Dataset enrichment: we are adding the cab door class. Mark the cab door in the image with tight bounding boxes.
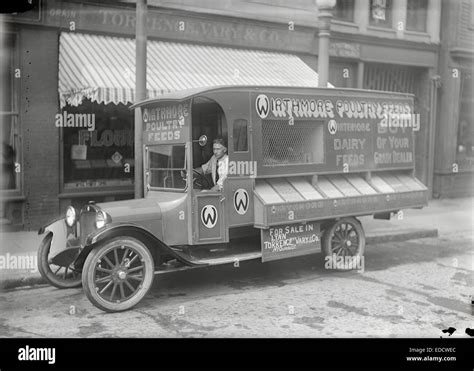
[193,189,229,244]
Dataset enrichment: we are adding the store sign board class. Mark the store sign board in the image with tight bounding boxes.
[25,0,310,52]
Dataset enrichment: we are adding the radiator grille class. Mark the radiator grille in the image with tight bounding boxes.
[79,211,96,246]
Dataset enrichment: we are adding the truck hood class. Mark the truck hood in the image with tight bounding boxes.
[96,192,186,224]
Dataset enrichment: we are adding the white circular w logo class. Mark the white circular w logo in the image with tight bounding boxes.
[328,119,337,135]
[233,189,249,215]
[201,205,218,229]
[255,94,269,119]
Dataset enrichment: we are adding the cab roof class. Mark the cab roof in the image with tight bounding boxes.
[130,85,414,109]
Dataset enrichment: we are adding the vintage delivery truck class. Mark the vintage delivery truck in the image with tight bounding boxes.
[37,85,428,312]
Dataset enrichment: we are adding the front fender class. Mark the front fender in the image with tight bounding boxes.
[38,218,80,260]
[74,223,206,269]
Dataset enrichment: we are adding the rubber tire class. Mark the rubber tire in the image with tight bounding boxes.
[322,217,365,271]
[37,233,82,289]
[82,237,154,313]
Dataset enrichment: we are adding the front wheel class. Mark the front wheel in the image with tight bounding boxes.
[322,217,365,271]
[82,237,154,312]
[37,233,82,289]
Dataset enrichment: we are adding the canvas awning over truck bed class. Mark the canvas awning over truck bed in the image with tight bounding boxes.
[253,171,428,228]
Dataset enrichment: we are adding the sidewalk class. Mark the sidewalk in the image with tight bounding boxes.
[1,197,472,289]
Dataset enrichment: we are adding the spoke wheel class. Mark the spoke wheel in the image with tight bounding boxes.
[322,217,365,271]
[82,237,154,312]
[37,233,82,289]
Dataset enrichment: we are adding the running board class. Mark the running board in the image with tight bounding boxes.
[154,251,262,275]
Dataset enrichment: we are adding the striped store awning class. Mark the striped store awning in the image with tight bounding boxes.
[59,32,326,108]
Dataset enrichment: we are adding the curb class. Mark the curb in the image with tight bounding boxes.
[366,228,439,245]
[0,276,46,291]
[1,228,439,290]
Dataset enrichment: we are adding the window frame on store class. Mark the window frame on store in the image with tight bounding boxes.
[456,70,473,169]
[1,30,23,199]
[58,99,135,198]
[333,0,355,22]
[406,0,428,32]
[369,0,393,28]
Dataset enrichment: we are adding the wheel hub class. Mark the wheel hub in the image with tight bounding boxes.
[117,270,127,280]
[346,240,352,247]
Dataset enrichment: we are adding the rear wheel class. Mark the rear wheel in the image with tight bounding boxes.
[82,237,154,312]
[322,217,365,271]
[37,233,82,289]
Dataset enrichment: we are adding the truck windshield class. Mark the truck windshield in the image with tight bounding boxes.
[147,144,187,190]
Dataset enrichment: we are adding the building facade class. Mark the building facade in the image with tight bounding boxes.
[433,0,474,198]
[1,0,446,230]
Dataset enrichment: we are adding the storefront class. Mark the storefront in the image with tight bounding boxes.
[433,0,474,198]
[2,0,442,230]
[2,0,326,229]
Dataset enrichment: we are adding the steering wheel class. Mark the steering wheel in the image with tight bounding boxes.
[192,169,213,190]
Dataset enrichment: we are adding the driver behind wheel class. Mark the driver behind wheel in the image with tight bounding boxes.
[194,137,228,191]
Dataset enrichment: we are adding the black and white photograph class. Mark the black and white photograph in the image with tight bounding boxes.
[0,0,473,368]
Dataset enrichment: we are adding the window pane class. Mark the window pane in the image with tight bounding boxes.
[1,33,19,191]
[1,121,17,190]
[0,34,13,113]
[456,72,474,169]
[149,145,185,169]
[233,119,248,152]
[63,100,134,189]
[148,144,186,189]
[334,0,354,22]
[370,0,393,28]
[406,0,427,32]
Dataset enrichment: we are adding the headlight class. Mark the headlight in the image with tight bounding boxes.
[95,210,107,229]
[65,206,77,227]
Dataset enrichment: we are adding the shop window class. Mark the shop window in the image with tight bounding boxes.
[334,0,354,22]
[364,63,419,94]
[233,119,248,152]
[406,0,427,32]
[1,32,21,193]
[456,72,474,169]
[62,100,134,190]
[369,0,393,28]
